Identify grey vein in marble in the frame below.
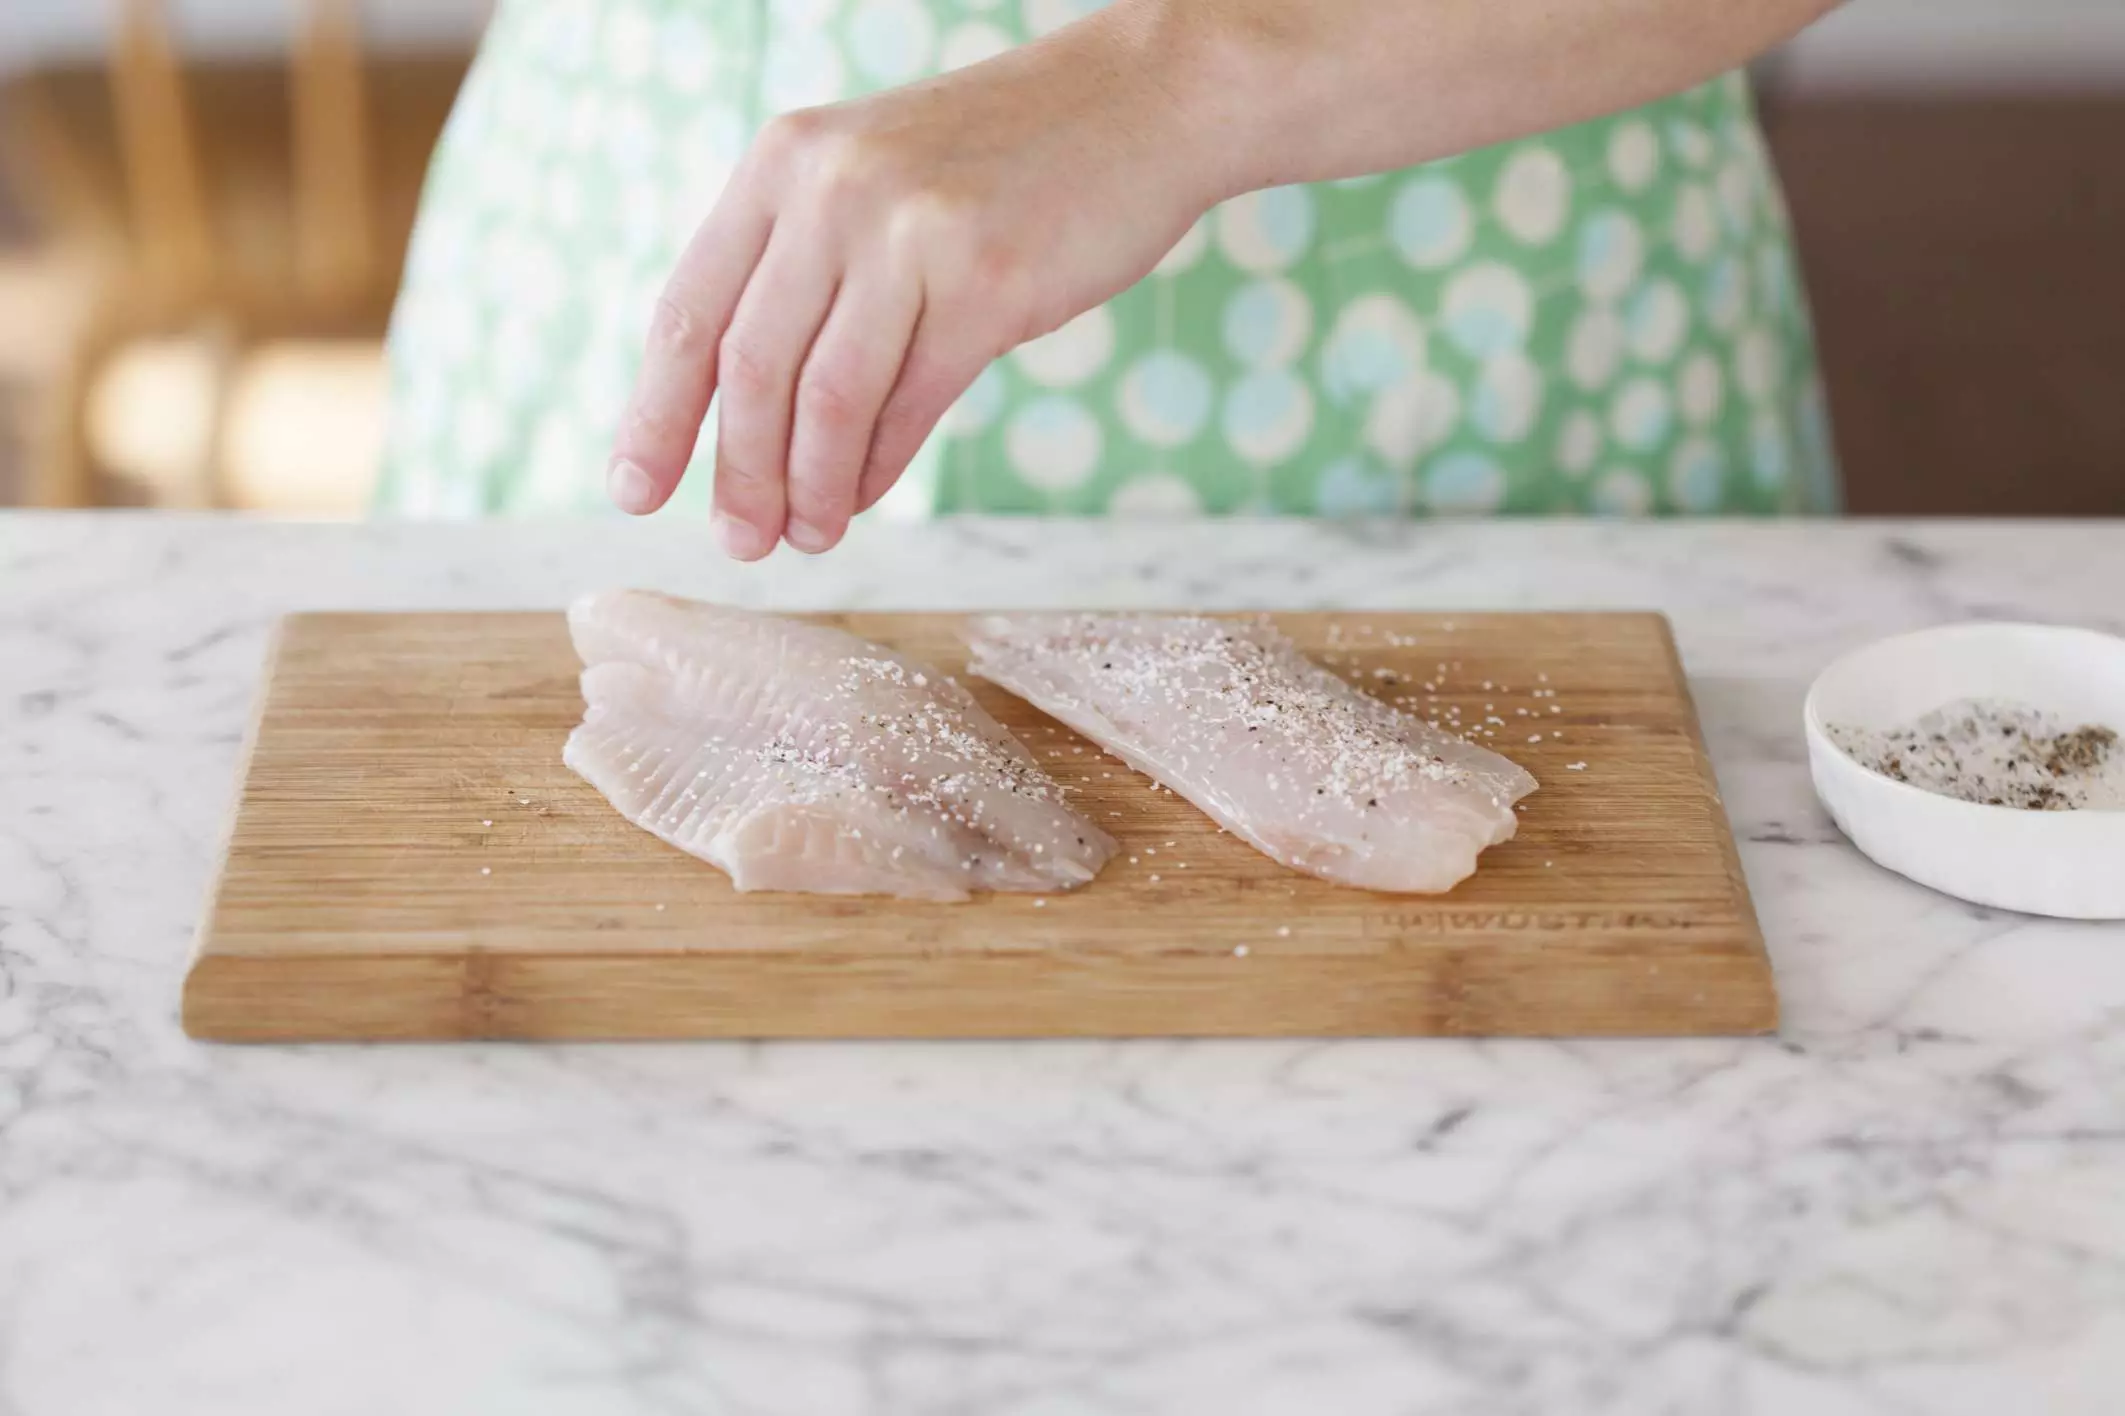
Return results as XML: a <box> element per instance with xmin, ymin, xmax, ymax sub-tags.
<box><xmin>2</xmin><ymin>514</ymin><xmax>2123</xmax><ymax>1415</ymax></box>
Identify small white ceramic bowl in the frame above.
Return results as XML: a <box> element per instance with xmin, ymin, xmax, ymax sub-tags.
<box><xmin>1803</xmin><ymin>621</ymin><xmax>2125</xmax><ymax>920</ymax></box>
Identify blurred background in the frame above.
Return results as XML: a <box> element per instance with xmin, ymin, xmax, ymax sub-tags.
<box><xmin>1</xmin><ymin>0</ymin><xmax>2120</xmax><ymax>517</ymax></box>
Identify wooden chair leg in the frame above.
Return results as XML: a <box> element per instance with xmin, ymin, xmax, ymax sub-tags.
<box><xmin>111</xmin><ymin>0</ymin><xmax>217</xmax><ymax>313</ymax></box>
<box><xmin>291</xmin><ymin>0</ymin><xmax>376</xmax><ymax>312</ymax></box>
<box><xmin>35</xmin><ymin>313</ymin><xmax>107</xmax><ymax>508</ymax></box>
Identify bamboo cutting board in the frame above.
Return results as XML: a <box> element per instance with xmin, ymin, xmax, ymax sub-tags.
<box><xmin>184</xmin><ymin>611</ymin><xmax>1775</xmax><ymax>1041</ymax></box>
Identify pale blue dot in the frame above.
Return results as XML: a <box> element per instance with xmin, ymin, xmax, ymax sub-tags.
<box><xmin>1223</xmin><ymin>369</ymin><xmax>1313</xmax><ymax>463</ymax></box>
<box><xmin>1803</xmin><ymin>387</ymin><xmax>1833</xmax><ymax>458</ymax></box>
<box><xmin>1444</xmin><ymin>267</ymin><xmax>1533</xmax><ymax>359</ymax></box>
<box><xmin>1255</xmin><ymin>185</ymin><xmax>1315</xmax><ymax>260</ymax></box>
<box><xmin>1223</xmin><ymin>282</ymin><xmax>1301</xmax><ymax>367</ymax></box>
<box><xmin>1424</xmin><ymin>451</ymin><xmax>1507</xmax><ymax>514</ymax></box>
<box><xmin>544</xmin><ymin>7</ymin><xmax>595</xmax><ymax>71</ymax></box>
<box><xmin>1017</xmin><ymin>396</ymin><xmax>1079</xmax><ymax>435</ymax></box>
<box><xmin>1592</xmin><ymin>469</ymin><xmax>1653</xmax><ymax>517</ymax></box>
<box><xmin>605</xmin><ymin>103</ymin><xmax>657</xmax><ymax>175</ymax></box>
<box><xmin>1798</xmin><ymin>383</ymin><xmax>1837</xmax><ymax>502</ymax></box>
<box><xmin>1026</xmin><ymin>0</ymin><xmax>1105</xmax><ymax>31</ymax></box>
<box><xmin>1006</xmin><ymin>394</ymin><xmax>1101</xmax><ymax>490</ymax></box>
<box><xmin>1470</xmin><ymin>361</ymin><xmax>1540</xmax><ymax>443</ymax></box>
<box><xmin>1447</xmin><ymin>304</ymin><xmax>1516</xmax><ymax>359</ymax></box>
<box><xmin>1471</xmin><ymin>383</ymin><xmax>1505</xmax><ymax>441</ymax></box>
<box><xmin>1672</xmin><ymin>442</ymin><xmax>1727</xmax><ymax>510</ymax></box>
<box><xmin>762</xmin><ymin>33</ymin><xmax>840</xmax><ymax>107</ymax></box>
<box><xmin>849</xmin><ymin>2</ymin><xmax>930</xmax><ymax>82</ymax></box>
<box><xmin>1579</xmin><ymin>211</ymin><xmax>1634</xmax><ymax>285</ymax></box>
<box><xmin>1315</xmin><ymin>456</ymin><xmax>1400</xmax><ymax>517</ymax></box>
<box><xmin>664</xmin><ymin>14</ymin><xmax>711</xmax><ymax>57</ymax></box>
<box><xmin>1223</xmin><ymin>186</ymin><xmax>1319</xmax><ymax>272</ymax></box>
<box><xmin>1613</xmin><ymin>380</ymin><xmax>1673</xmax><ymax>452</ymax></box>
<box><xmin>1626</xmin><ymin>285</ymin><xmax>1659</xmax><ymax>338</ymax></box>
<box><xmin>1389</xmin><ymin>176</ymin><xmax>1469</xmax><ymax>266</ymax></box>
<box><xmin>946</xmin><ymin>363</ymin><xmax>1005</xmax><ymax>436</ymax></box>
<box><xmin>1704</xmin><ymin>257</ymin><xmax>1743</xmax><ymax>316</ymax></box>
<box><xmin>1625</xmin><ymin>281</ymin><xmax>1687</xmax><ymax>361</ymax></box>
<box><xmin>695</xmin><ymin>108</ymin><xmax>745</xmax><ymax>164</ymax></box>
<box><xmin>491</xmin><ymin>325</ymin><xmax>545</xmax><ymax>399</ymax></box>
<box><xmin>1758</xmin><ymin>247</ymin><xmax>1795</xmax><ymax>316</ymax></box>
<box><xmin>1321</xmin><ymin>324</ymin><xmax>1414</xmax><ymax>402</ymax></box>
<box><xmin>1751</xmin><ymin>418</ymin><xmax>1790</xmax><ymax>488</ymax></box>
<box><xmin>1667</xmin><ymin>118</ymin><xmax>1712</xmax><ymax>164</ymax></box>
<box><xmin>1121</xmin><ymin>350</ymin><xmax>1213</xmax><ymax>446</ymax></box>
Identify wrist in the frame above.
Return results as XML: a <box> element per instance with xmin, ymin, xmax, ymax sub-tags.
<box><xmin>1078</xmin><ymin>0</ymin><xmax>1288</xmax><ymax>206</ymax></box>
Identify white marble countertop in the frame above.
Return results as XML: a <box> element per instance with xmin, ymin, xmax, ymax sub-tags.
<box><xmin>3</xmin><ymin>514</ymin><xmax>2123</xmax><ymax>1415</ymax></box>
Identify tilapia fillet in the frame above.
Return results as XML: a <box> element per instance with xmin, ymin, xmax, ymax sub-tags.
<box><xmin>564</xmin><ymin>593</ymin><xmax>1117</xmax><ymax>900</ymax></box>
<box><xmin>965</xmin><ymin>614</ymin><xmax>1538</xmax><ymax>892</ymax></box>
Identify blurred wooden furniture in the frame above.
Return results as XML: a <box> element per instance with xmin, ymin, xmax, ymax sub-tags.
<box><xmin>113</xmin><ymin>0</ymin><xmax>218</xmax><ymax>309</ymax></box>
<box><xmin>0</xmin><ymin>0</ymin><xmax>475</xmax><ymax>509</ymax></box>
<box><xmin>1770</xmin><ymin>97</ymin><xmax>2125</xmax><ymax>516</ymax></box>
<box><xmin>0</xmin><ymin>249</ymin><xmax>104</xmax><ymax>506</ymax></box>
<box><xmin>4</xmin><ymin>20</ymin><xmax>2122</xmax><ymax>515</ymax></box>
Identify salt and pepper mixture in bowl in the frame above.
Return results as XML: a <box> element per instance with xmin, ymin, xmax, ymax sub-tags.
<box><xmin>1803</xmin><ymin>621</ymin><xmax>2125</xmax><ymax>919</ymax></box>
<box><xmin>1827</xmin><ymin>699</ymin><xmax>2123</xmax><ymax>811</ymax></box>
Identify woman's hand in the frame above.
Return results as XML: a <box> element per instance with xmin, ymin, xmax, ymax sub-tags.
<box><xmin>609</xmin><ymin>0</ymin><xmax>1843</xmax><ymax>555</ymax></box>
<box><xmin>607</xmin><ymin>4</ymin><xmax>1235</xmax><ymax>557</ymax></box>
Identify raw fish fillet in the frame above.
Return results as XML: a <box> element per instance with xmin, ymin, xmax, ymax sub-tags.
<box><xmin>565</xmin><ymin>593</ymin><xmax>1117</xmax><ymax>900</ymax></box>
<box><xmin>966</xmin><ymin>614</ymin><xmax>1537</xmax><ymax>892</ymax></box>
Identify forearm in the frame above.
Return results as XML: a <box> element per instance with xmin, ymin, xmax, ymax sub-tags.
<box><xmin>614</xmin><ymin>0</ymin><xmax>1843</xmax><ymax>549</ymax></box>
<box><xmin>1104</xmin><ymin>0</ymin><xmax>1843</xmax><ymax>197</ymax></box>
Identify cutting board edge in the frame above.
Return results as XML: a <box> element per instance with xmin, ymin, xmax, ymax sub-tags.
<box><xmin>193</xmin><ymin>607</ymin><xmax>1778</xmax><ymax>1042</ymax></box>
<box><xmin>183</xmin><ymin>616</ymin><xmax>295</xmax><ymax>985</ymax></box>
<box><xmin>1649</xmin><ymin>614</ymin><xmax>1772</xmax><ymax>967</ymax></box>
<box><xmin>273</xmin><ymin>607</ymin><xmax>1686</xmax><ymax>632</ymax></box>
<box><xmin>180</xmin><ymin>933</ymin><xmax>1779</xmax><ymax>1042</ymax></box>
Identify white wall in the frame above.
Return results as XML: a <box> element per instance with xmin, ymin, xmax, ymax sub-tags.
<box><xmin>0</xmin><ymin>1</ymin><xmax>493</xmax><ymax>74</ymax></box>
<box><xmin>4</xmin><ymin>0</ymin><xmax>2125</xmax><ymax>90</ymax></box>
<box><xmin>1776</xmin><ymin>0</ymin><xmax>2125</xmax><ymax>93</ymax></box>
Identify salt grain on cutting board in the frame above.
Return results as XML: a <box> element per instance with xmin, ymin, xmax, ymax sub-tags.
<box><xmin>185</xmin><ymin>608</ymin><xmax>1771</xmax><ymax>1043</ymax></box>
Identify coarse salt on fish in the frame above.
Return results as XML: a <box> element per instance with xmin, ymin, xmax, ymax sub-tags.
<box><xmin>565</xmin><ymin>592</ymin><xmax>1116</xmax><ymax>900</ymax></box>
<box><xmin>965</xmin><ymin>613</ymin><xmax>1535</xmax><ymax>893</ymax></box>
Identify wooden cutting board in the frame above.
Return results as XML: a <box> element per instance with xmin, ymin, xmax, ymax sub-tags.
<box><xmin>184</xmin><ymin>611</ymin><xmax>1774</xmax><ymax>1041</ymax></box>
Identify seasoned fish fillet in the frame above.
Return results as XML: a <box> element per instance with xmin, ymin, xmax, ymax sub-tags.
<box><xmin>565</xmin><ymin>593</ymin><xmax>1117</xmax><ymax>899</ymax></box>
<box><xmin>966</xmin><ymin>614</ymin><xmax>1537</xmax><ymax>892</ymax></box>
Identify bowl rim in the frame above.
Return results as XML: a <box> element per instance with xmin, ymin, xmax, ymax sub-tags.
<box><xmin>1802</xmin><ymin>619</ymin><xmax>2125</xmax><ymax>823</ymax></box>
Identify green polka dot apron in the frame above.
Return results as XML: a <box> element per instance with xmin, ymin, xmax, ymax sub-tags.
<box><xmin>378</xmin><ymin>0</ymin><xmax>1839</xmax><ymax>518</ymax></box>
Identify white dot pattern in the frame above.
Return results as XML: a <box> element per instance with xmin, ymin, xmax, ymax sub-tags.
<box><xmin>378</xmin><ymin>9</ymin><xmax>1833</xmax><ymax>521</ymax></box>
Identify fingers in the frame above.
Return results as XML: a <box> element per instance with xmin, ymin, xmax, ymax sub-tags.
<box><xmin>783</xmin><ymin>268</ymin><xmax>922</xmax><ymax>553</ymax></box>
<box><xmin>608</xmin><ymin>184</ymin><xmax>771</xmax><ymax>517</ymax></box>
<box><xmin>855</xmin><ymin>314</ymin><xmax>992</xmax><ymax>514</ymax></box>
<box><xmin>710</xmin><ymin>228</ymin><xmax>839</xmax><ymax>560</ymax></box>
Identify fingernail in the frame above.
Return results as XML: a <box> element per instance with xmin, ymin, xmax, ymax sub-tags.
<box><xmin>712</xmin><ymin>512</ymin><xmax>771</xmax><ymax>561</ymax></box>
<box><xmin>607</xmin><ymin>458</ymin><xmax>657</xmax><ymax>515</ymax></box>
<box><xmin>783</xmin><ymin>518</ymin><xmax>832</xmax><ymax>554</ymax></box>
